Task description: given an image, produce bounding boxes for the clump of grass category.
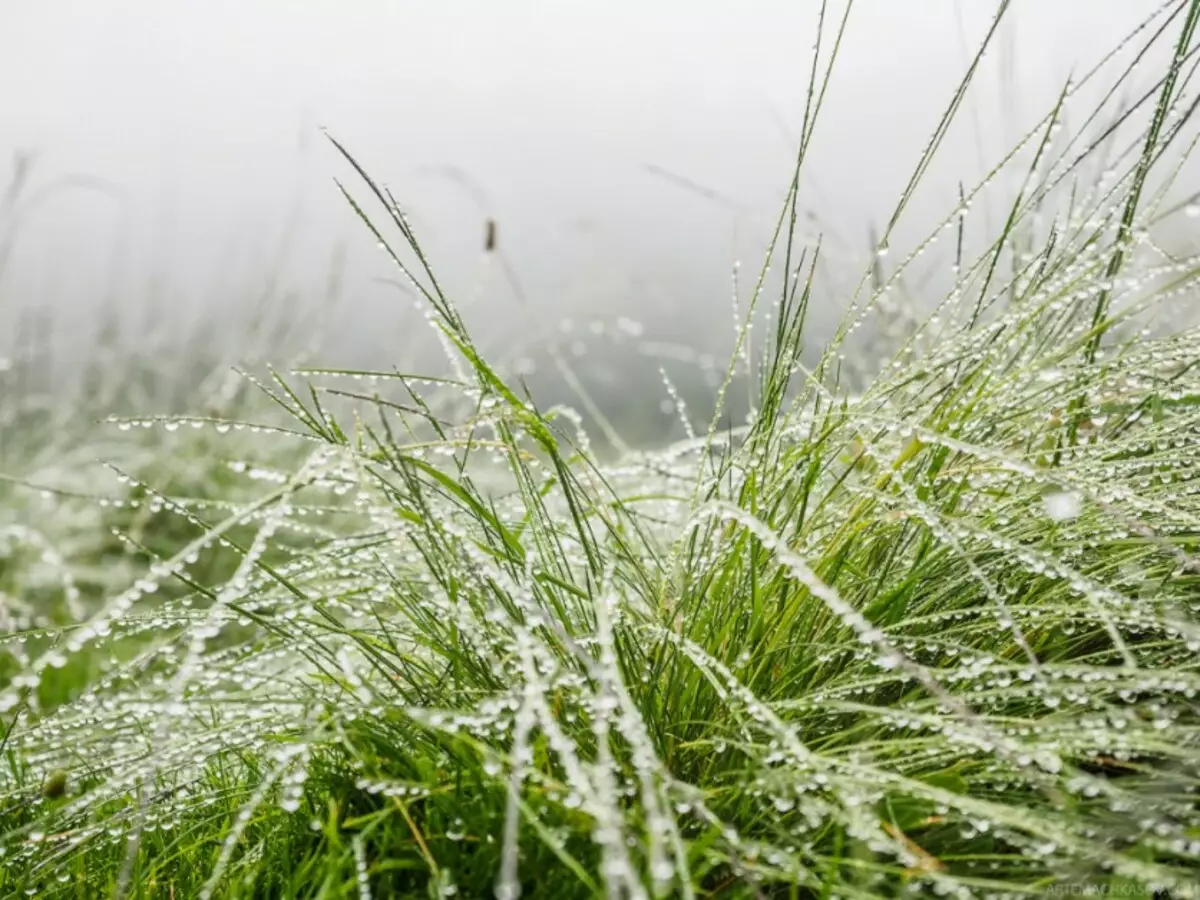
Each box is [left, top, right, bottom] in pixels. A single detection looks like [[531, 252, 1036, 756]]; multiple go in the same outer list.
[[5, 2, 1200, 897]]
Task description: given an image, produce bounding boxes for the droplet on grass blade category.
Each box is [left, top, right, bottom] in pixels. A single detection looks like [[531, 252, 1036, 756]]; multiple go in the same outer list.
[[43, 770, 68, 799], [1043, 491, 1082, 522]]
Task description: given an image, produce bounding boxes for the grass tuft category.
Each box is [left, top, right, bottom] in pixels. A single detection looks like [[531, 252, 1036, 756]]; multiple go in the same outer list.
[[4, 3, 1200, 897]]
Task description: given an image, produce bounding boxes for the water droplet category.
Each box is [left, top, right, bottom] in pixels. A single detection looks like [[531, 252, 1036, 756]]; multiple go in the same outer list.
[[1043, 491, 1082, 522]]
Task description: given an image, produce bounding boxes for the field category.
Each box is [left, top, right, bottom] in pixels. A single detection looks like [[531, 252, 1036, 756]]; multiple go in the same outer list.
[[3, 3, 1200, 897]]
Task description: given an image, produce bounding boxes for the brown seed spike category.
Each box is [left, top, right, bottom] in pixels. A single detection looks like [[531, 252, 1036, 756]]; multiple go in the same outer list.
[[484, 218, 497, 252]]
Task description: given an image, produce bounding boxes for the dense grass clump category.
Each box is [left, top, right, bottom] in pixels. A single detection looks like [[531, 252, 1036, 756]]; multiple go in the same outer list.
[[5, 2, 1200, 897]]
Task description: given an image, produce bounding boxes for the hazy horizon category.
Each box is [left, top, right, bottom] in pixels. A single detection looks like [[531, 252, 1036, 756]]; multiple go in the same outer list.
[[0, 1, 1177, 385]]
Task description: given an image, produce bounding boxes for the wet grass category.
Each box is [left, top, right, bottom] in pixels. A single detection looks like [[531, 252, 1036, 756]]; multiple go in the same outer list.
[[4, 2, 1200, 897]]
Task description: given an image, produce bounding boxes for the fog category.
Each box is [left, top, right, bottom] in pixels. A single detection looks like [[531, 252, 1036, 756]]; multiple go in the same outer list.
[[0, 1, 1168, 382]]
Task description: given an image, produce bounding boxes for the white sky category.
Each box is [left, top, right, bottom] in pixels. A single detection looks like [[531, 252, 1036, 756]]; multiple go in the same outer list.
[[0, 1, 1171, 367]]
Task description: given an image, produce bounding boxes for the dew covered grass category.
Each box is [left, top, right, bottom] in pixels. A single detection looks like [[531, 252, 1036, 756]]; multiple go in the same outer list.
[[4, 2, 1200, 897]]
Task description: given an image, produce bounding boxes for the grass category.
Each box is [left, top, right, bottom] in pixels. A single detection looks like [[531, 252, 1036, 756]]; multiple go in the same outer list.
[[4, 2, 1200, 896]]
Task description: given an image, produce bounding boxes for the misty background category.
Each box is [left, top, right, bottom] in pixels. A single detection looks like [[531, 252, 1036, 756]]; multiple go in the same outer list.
[[0, 1, 1178, 416]]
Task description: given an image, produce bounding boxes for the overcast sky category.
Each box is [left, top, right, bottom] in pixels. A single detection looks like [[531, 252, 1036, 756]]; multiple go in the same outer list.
[[0, 1, 1168, 371]]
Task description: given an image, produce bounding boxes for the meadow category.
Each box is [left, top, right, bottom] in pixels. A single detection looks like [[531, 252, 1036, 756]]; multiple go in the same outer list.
[[2, 2, 1200, 897]]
